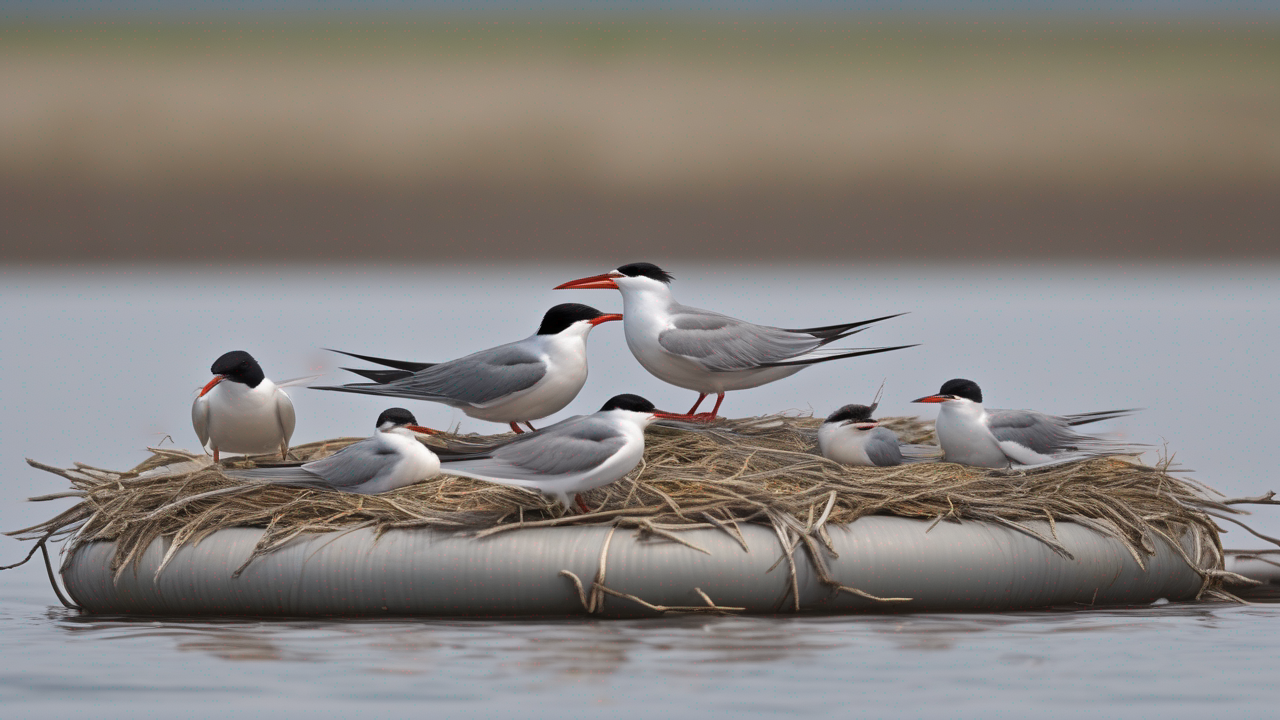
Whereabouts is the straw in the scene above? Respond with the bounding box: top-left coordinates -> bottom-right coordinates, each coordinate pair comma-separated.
8,413 -> 1272,601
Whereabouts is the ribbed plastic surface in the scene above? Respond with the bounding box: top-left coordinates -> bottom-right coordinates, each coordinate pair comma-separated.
62,517 -> 1203,617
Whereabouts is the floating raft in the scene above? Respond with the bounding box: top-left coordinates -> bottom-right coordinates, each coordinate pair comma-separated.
62,518 -> 1205,617
15,414 -> 1266,617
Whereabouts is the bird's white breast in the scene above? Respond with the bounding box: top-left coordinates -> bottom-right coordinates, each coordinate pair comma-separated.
201,379 -> 290,455
935,401 -> 1009,468
363,431 -> 440,494
619,289 -> 682,375
817,423 -> 873,466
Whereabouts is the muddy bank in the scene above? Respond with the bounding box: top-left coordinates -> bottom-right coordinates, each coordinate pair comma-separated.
4,179 -> 1275,263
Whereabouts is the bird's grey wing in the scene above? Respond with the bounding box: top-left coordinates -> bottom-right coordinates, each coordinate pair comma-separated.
191,395 -> 210,449
297,438 -> 398,488
864,427 -> 904,466
276,390 -> 296,446
374,341 -> 547,406
441,416 -> 626,484
992,408 -> 1140,462
224,439 -> 390,490
657,305 -> 820,371
986,409 -> 1080,456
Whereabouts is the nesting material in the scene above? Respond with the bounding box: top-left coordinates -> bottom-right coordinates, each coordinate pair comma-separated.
10,414 -> 1268,602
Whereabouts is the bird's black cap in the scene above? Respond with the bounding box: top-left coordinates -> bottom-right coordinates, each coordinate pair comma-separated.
376,407 -> 418,427
825,404 -> 877,425
600,393 -> 657,413
537,303 -> 611,335
210,350 -> 265,388
939,378 -> 983,403
616,262 -> 674,284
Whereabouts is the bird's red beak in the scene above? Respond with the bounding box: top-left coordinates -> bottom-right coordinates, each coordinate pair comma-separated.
912,395 -> 948,404
199,376 -> 224,397
588,313 -> 623,326
555,273 -> 620,290
854,422 -> 879,430
406,425 -> 441,436
652,411 -> 685,419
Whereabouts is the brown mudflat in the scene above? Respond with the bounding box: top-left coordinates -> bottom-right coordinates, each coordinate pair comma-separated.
3,178 -> 1277,263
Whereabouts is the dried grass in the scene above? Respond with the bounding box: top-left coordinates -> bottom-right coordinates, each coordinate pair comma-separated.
9,414 -> 1274,604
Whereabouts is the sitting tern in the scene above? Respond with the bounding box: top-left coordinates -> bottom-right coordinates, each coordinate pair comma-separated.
438,393 -> 681,511
912,378 -> 1138,468
227,408 -> 443,494
555,262 -> 914,420
817,404 -> 905,467
313,303 -> 622,434
192,351 -> 309,463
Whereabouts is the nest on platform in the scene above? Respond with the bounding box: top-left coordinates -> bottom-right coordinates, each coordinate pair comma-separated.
10,413 -> 1272,604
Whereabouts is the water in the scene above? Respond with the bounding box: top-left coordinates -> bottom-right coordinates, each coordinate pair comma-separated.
2,604 -> 1280,717
2,263 -> 1279,715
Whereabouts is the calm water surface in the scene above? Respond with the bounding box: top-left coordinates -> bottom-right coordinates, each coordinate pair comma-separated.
2,263 -> 1279,716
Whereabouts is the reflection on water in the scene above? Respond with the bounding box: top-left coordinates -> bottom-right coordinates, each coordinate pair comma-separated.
2,597 -> 1279,714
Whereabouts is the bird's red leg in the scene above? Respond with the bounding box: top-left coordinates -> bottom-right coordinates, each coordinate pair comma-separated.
213,448 -> 220,463
509,422 -> 524,434
576,494 -> 591,513
525,421 -> 536,432
692,393 -> 726,422
686,393 -> 708,415
710,393 -> 725,418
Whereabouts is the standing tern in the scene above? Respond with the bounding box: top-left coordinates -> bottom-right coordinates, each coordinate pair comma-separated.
817,404 -> 905,467
226,408 -> 442,494
312,303 -> 622,434
438,393 -> 681,511
192,351 -> 308,463
912,378 -> 1138,468
555,262 -> 914,420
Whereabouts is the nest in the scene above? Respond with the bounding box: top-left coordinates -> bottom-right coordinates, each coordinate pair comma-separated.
9,414 -> 1273,607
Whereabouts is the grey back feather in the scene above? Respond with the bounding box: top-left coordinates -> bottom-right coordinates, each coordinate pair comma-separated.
300,439 -> 400,487
369,341 -> 547,406
864,427 -> 904,466
986,408 -> 1130,456
658,305 -> 821,371
442,415 -> 626,482
227,437 -> 396,489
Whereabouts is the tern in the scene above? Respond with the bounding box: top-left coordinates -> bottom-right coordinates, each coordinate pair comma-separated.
817,404 -> 906,467
313,303 -> 622,434
438,393 -> 681,511
555,263 -> 914,420
192,350 -> 311,463
912,378 -> 1138,468
226,408 -> 442,494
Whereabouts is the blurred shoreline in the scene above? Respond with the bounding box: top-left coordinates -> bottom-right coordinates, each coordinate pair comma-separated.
2,17 -> 1276,262
4,179 -> 1277,263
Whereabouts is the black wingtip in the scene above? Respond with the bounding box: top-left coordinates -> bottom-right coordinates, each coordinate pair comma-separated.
785,312 -> 910,344
341,367 -> 415,384
758,343 -> 919,368
785,311 -> 909,335
309,384 -> 386,395
323,348 -> 434,373
1065,408 -> 1143,427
